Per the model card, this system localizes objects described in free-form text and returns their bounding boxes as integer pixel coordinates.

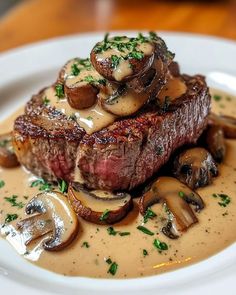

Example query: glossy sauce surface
[0,89,236,278]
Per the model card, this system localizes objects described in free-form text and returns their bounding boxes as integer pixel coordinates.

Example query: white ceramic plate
[0,32,236,295]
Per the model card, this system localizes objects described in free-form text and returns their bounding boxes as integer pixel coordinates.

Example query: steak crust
[13,74,210,190]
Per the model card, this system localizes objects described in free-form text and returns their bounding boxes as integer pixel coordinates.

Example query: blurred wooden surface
[0,0,236,52]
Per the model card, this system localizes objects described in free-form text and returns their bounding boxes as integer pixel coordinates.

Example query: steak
[13,74,210,191]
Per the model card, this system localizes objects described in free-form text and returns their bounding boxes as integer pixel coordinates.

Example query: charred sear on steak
[12,33,211,191]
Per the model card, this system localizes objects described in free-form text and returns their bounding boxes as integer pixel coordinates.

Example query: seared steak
[13,74,210,190]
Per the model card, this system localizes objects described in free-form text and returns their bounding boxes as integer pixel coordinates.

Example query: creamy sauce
[0,89,236,278]
[97,38,154,81]
[44,86,116,134]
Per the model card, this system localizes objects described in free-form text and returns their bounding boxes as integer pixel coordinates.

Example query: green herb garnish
[107,227,117,236]
[153,238,168,251]
[84,75,96,83]
[86,116,93,121]
[106,258,112,264]
[71,63,80,76]
[178,191,185,198]
[100,209,110,221]
[4,195,24,209]
[143,249,148,257]
[30,178,52,191]
[119,232,130,236]
[143,208,157,223]
[107,262,118,276]
[55,84,64,99]
[212,193,231,207]
[111,55,120,68]
[81,241,90,248]
[43,96,50,105]
[137,225,154,236]
[0,180,5,189]
[0,139,10,148]
[58,179,68,194]
[4,213,18,223]
[213,94,221,102]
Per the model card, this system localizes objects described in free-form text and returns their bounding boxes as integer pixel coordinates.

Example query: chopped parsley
[100,209,110,221]
[4,195,24,209]
[107,226,117,236]
[107,261,118,276]
[84,75,96,83]
[0,180,5,189]
[178,191,185,198]
[0,139,10,148]
[213,94,221,102]
[107,227,130,236]
[43,96,50,105]
[119,232,130,236]
[4,213,18,223]
[106,258,112,264]
[97,78,106,86]
[86,116,93,121]
[71,63,80,76]
[212,193,231,207]
[153,238,168,251]
[111,55,121,68]
[137,225,154,236]
[55,84,64,99]
[30,178,52,191]
[143,208,157,223]
[81,241,90,248]
[143,249,148,257]
[58,179,68,194]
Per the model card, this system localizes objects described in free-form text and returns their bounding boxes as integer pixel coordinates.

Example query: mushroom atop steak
[173,147,218,189]
[139,177,204,239]
[17,191,79,251]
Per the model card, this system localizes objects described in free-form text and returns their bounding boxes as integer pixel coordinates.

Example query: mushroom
[68,183,133,225]
[57,58,107,110]
[139,176,204,239]
[205,125,226,163]
[173,147,218,189]
[208,113,236,139]
[0,133,19,168]
[17,191,79,251]
[90,35,155,83]
[99,58,166,117]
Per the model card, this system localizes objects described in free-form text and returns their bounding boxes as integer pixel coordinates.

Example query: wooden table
[0,0,236,52]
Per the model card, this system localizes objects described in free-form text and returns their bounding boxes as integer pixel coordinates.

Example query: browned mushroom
[173,147,218,189]
[139,176,204,239]
[205,125,226,163]
[0,133,19,168]
[17,191,79,251]
[68,183,133,225]
[57,58,106,110]
[90,35,155,83]
[208,113,236,139]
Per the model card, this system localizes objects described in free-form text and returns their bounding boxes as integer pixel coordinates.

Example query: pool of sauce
[0,89,236,278]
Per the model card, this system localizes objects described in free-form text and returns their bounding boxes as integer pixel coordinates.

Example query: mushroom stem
[205,125,226,163]
[208,113,236,139]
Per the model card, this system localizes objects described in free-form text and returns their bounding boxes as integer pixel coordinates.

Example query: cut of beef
[13,74,210,190]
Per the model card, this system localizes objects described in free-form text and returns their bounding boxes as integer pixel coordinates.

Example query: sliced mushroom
[17,191,79,251]
[139,176,204,239]
[90,36,155,83]
[205,125,226,163]
[208,113,236,139]
[68,183,133,225]
[58,58,106,110]
[99,58,166,117]
[173,147,218,189]
[0,133,19,168]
